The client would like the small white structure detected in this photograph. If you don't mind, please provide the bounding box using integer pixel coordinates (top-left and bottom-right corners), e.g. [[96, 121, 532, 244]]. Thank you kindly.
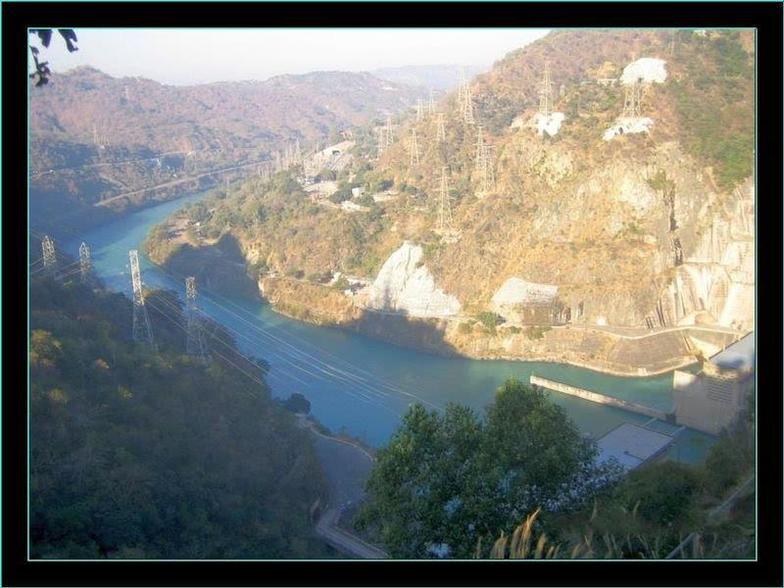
[[620, 57, 668, 86], [603, 116, 654, 141], [533, 112, 566, 137], [351, 186, 365, 198]]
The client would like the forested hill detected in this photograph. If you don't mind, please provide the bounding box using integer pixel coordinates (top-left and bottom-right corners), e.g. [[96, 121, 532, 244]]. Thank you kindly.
[[29, 274, 330, 558], [29, 66, 422, 231]]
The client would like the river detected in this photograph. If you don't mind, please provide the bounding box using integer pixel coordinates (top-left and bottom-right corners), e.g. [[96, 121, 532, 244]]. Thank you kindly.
[[55, 191, 714, 462]]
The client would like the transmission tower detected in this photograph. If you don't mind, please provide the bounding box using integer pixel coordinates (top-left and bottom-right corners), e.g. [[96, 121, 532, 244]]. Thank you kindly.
[[435, 112, 446, 142], [384, 116, 395, 148], [539, 62, 553, 117], [623, 81, 644, 118], [462, 82, 475, 125], [129, 250, 156, 351], [79, 242, 91, 283], [437, 167, 454, 232], [416, 99, 424, 122], [294, 139, 302, 164], [409, 129, 420, 168], [377, 126, 386, 158], [474, 126, 485, 173], [480, 144, 496, 194], [185, 277, 210, 364], [428, 89, 435, 115], [41, 235, 56, 272]]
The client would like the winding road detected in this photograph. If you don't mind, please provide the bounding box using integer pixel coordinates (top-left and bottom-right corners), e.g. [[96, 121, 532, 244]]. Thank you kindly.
[[297, 416, 389, 559]]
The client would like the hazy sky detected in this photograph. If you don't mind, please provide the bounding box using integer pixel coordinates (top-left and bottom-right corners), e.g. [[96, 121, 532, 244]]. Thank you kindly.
[[30, 28, 549, 85]]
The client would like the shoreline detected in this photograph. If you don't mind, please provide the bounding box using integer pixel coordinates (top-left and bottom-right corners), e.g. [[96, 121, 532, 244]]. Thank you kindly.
[[266, 301, 722, 379]]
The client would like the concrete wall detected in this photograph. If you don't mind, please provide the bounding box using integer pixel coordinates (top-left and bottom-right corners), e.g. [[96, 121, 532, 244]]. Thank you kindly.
[[673, 368, 751, 435]]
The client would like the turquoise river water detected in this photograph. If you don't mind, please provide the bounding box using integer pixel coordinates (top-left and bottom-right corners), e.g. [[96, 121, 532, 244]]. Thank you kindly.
[[54, 191, 714, 461]]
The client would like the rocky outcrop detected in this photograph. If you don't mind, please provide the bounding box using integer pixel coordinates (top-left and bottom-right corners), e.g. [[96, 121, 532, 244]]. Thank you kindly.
[[650, 181, 754, 331], [620, 57, 668, 85], [491, 277, 562, 324], [360, 241, 461, 318]]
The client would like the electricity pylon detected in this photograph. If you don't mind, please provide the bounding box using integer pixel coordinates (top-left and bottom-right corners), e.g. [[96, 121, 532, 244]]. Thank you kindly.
[[480, 144, 496, 194], [409, 129, 420, 168], [539, 62, 553, 117], [428, 89, 435, 115], [437, 167, 454, 232], [41, 235, 56, 273], [377, 126, 386, 158], [129, 250, 156, 351], [623, 81, 644, 118], [385, 116, 395, 148], [474, 126, 485, 173], [185, 277, 209, 364], [416, 99, 424, 122], [462, 82, 475, 125], [435, 113, 446, 142], [79, 242, 91, 283]]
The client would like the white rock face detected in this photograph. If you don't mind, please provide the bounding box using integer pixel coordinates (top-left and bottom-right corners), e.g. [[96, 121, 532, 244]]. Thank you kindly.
[[364, 242, 461, 318], [533, 112, 566, 137], [620, 57, 668, 85], [492, 277, 558, 306], [603, 117, 654, 141]]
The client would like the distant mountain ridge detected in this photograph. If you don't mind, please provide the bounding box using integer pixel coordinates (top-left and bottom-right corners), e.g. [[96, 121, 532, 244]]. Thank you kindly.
[[29, 66, 423, 227], [370, 64, 487, 92]]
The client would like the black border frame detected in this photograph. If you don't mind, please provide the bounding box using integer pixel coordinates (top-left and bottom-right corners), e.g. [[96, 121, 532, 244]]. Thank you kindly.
[[4, 2, 782, 586]]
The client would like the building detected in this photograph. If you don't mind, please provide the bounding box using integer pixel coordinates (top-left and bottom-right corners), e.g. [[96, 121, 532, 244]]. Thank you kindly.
[[673, 332, 754, 435]]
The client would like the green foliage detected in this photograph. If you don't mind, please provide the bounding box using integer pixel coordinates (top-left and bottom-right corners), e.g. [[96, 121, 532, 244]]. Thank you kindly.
[[332, 276, 350, 291], [668, 33, 753, 190], [475, 311, 504, 330], [617, 461, 702, 528], [358, 379, 613, 558], [283, 393, 311, 415], [328, 188, 352, 204], [30, 277, 328, 559]]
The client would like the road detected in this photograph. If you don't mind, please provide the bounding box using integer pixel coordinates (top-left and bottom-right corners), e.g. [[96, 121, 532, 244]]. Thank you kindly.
[[297, 415, 389, 559], [94, 159, 270, 207], [316, 507, 388, 559]]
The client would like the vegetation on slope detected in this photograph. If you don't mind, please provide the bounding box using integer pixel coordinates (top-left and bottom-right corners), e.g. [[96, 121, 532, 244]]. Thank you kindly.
[[357, 379, 755, 559], [30, 275, 330, 558], [147, 168, 403, 282], [355, 380, 621, 558], [160, 29, 753, 329]]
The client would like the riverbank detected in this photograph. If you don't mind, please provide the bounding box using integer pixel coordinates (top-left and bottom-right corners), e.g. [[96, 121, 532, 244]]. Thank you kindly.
[[259, 276, 738, 378]]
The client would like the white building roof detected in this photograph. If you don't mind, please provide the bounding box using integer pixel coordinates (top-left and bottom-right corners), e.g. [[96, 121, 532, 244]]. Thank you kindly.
[[710, 332, 755, 370], [596, 423, 674, 471]]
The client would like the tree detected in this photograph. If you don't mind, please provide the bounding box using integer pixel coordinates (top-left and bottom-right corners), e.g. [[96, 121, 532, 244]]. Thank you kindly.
[[283, 392, 311, 415], [29, 29, 79, 87], [358, 379, 615, 558]]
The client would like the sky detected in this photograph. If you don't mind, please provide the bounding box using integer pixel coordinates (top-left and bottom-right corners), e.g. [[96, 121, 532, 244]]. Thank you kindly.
[[30, 28, 550, 85]]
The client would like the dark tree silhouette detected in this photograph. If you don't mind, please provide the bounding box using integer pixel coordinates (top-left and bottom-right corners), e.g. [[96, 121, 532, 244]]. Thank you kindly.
[[29, 29, 78, 87]]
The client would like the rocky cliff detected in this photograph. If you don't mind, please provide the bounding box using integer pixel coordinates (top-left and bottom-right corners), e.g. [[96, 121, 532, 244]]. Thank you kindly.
[[359, 242, 461, 318]]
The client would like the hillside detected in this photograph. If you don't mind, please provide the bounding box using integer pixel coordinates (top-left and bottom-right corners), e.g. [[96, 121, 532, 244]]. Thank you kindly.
[[146, 29, 754, 372], [29, 67, 423, 230], [30, 274, 331, 558]]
